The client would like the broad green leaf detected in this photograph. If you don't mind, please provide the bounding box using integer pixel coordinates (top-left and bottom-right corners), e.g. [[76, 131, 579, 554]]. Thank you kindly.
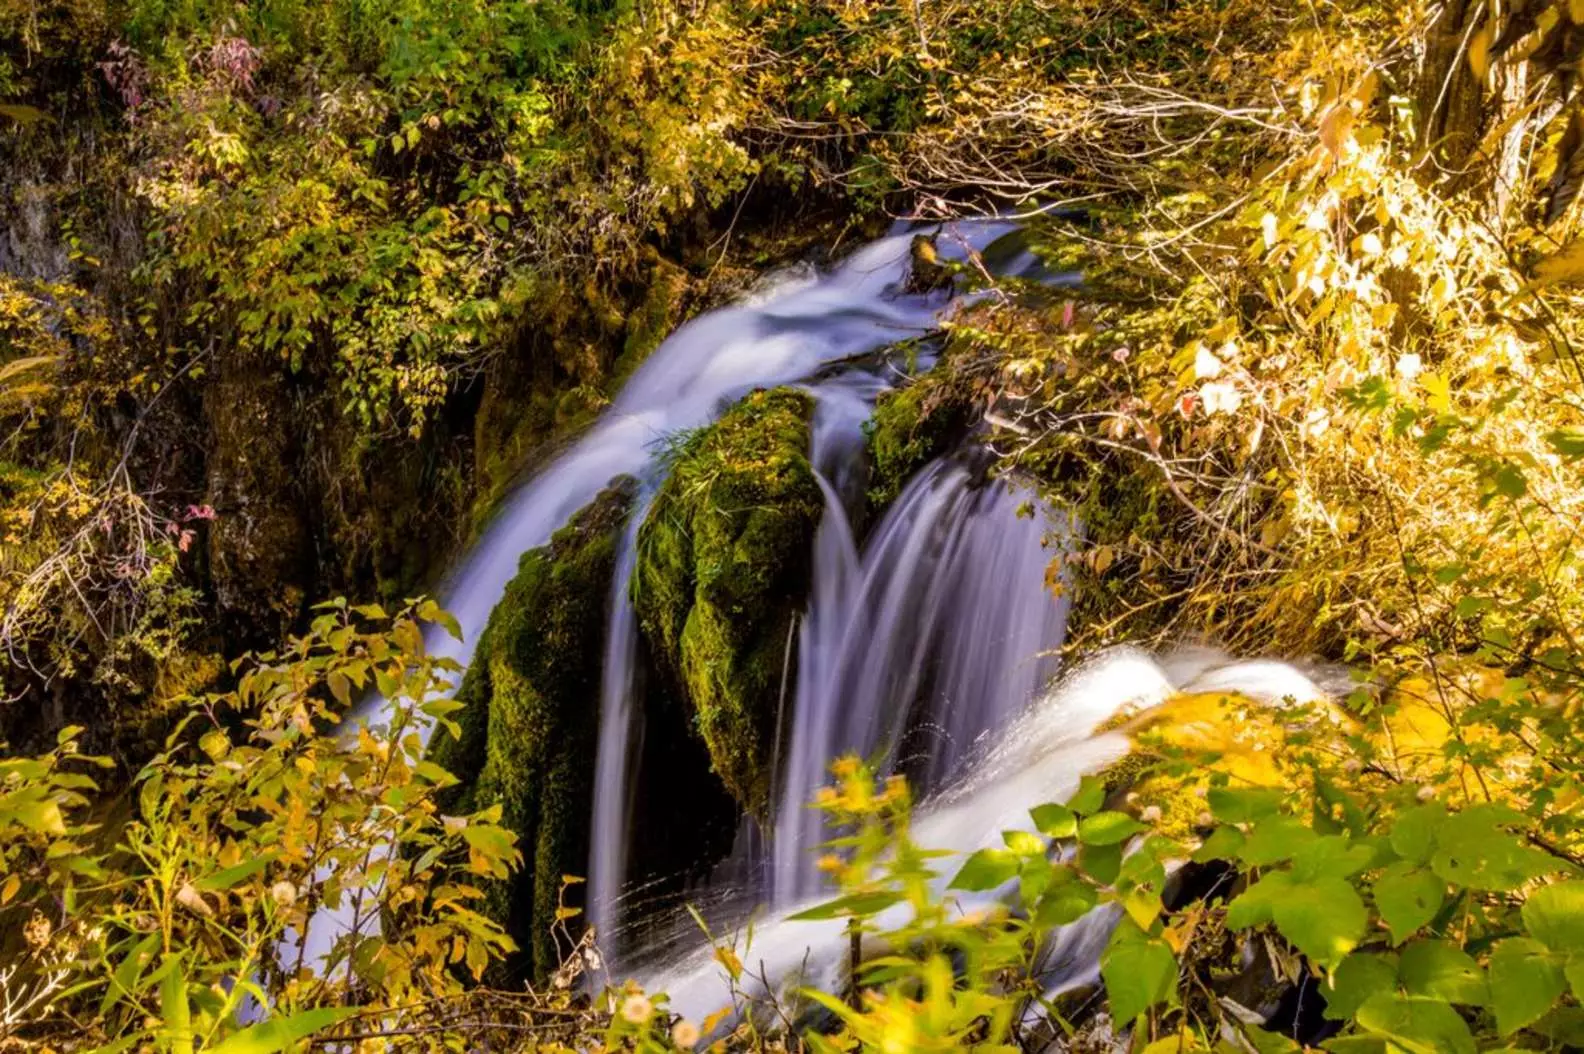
[[1488, 938, 1565, 1036], [1077, 811, 1145, 846], [1208, 786, 1284, 824], [1546, 427, 1584, 459], [1192, 825, 1244, 863], [1078, 841, 1122, 886], [206, 1007, 358, 1054], [1430, 807, 1550, 892], [1239, 815, 1316, 866], [1373, 864, 1443, 944], [1100, 923, 1178, 1023], [1036, 883, 1098, 927], [1567, 955, 1584, 1001], [1397, 940, 1487, 1006], [1324, 952, 1399, 1021], [948, 849, 1019, 892], [1523, 880, 1584, 952], [1226, 872, 1295, 930], [1068, 775, 1106, 816], [1354, 993, 1475, 1054], [1030, 802, 1076, 838], [1291, 835, 1374, 881], [1271, 876, 1366, 967], [1388, 803, 1445, 865]]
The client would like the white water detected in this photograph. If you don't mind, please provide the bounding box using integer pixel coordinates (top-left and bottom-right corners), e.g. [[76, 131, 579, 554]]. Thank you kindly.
[[644, 647, 1329, 1025], [769, 459, 1072, 905]]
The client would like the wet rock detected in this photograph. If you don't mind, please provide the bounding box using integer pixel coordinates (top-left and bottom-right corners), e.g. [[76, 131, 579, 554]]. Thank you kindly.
[[632, 387, 822, 819], [428, 476, 636, 982]]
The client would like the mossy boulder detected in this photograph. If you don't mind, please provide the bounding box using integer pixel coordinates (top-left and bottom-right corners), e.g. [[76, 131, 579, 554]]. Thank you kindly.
[[427, 475, 635, 982], [632, 388, 822, 818], [865, 355, 979, 513]]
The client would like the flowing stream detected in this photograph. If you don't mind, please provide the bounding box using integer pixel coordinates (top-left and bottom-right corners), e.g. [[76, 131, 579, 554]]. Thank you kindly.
[[325, 218, 1331, 1024]]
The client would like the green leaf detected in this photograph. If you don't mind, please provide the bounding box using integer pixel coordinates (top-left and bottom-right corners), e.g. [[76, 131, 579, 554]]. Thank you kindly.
[[786, 890, 904, 920], [1568, 955, 1584, 1001], [948, 849, 1019, 892], [1291, 835, 1375, 881], [196, 853, 276, 891], [1068, 775, 1106, 816], [1546, 427, 1584, 459], [1353, 993, 1475, 1054], [1192, 825, 1245, 863], [1077, 811, 1146, 846], [1078, 841, 1122, 886], [101, 933, 161, 1016], [1030, 802, 1076, 838], [1397, 940, 1487, 1006], [1240, 815, 1317, 866], [1100, 923, 1178, 1023], [1374, 864, 1444, 944], [1226, 872, 1295, 930], [1272, 876, 1366, 967], [159, 955, 193, 1054], [1488, 938, 1565, 1036], [1523, 880, 1584, 952], [1208, 786, 1284, 824], [1389, 804, 1446, 865], [1431, 807, 1551, 892], [1324, 952, 1399, 1021], [1036, 883, 1098, 927], [206, 1007, 358, 1054]]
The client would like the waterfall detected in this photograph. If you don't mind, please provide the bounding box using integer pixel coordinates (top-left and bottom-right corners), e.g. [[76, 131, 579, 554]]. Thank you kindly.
[[643, 648, 1329, 1025], [314, 216, 1339, 1034], [769, 459, 1071, 904], [324, 217, 1074, 974]]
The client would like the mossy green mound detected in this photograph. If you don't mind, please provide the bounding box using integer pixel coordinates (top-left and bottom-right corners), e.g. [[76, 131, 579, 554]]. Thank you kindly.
[[865, 353, 979, 513], [428, 476, 635, 982], [632, 388, 822, 819]]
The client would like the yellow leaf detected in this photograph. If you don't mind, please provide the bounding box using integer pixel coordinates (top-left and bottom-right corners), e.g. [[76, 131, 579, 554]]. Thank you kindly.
[[1572, 0, 1584, 23], [1467, 21, 1492, 81], [1, 874, 19, 904], [1420, 372, 1452, 415]]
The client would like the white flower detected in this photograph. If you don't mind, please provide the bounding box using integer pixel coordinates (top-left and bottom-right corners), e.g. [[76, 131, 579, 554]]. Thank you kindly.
[[1194, 344, 1224, 380], [1199, 381, 1243, 416], [671, 1020, 701, 1049], [270, 881, 298, 908], [621, 993, 654, 1024], [1396, 352, 1423, 381]]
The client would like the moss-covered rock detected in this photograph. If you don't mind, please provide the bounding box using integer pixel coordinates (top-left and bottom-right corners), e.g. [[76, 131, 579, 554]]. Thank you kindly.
[[428, 475, 635, 982], [865, 353, 979, 514], [632, 388, 822, 818]]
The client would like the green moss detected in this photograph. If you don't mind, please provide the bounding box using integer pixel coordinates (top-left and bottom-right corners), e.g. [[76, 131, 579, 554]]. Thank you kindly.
[[427, 475, 635, 982], [632, 388, 822, 818], [613, 252, 693, 385], [864, 360, 977, 513]]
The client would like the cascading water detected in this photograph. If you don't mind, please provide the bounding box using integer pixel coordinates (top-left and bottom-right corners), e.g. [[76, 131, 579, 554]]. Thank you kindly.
[[318, 214, 1338, 1036], [319, 220, 1031, 966], [769, 459, 1072, 905], [644, 648, 1331, 1024]]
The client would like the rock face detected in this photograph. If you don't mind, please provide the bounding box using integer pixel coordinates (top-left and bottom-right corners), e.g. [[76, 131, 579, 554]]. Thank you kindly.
[[864, 349, 978, 514], [427, 476, 636, 982], [632, 387, 823, 819]]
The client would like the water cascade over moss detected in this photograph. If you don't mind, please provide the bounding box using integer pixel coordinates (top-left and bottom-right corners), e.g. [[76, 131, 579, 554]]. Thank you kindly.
[[427, 475, 636, 981], [632, 388, 822, 818]]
